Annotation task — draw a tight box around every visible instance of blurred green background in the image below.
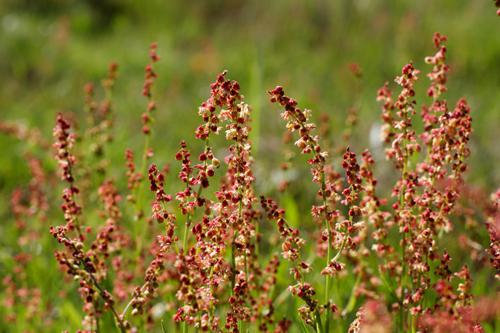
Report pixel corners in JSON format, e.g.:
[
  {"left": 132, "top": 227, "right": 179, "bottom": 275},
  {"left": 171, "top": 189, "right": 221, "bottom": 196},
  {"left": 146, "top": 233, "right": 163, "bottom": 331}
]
[
  {"left": 1, "top": 0, "right": 499, "bottom": 190},
  {"left": 0, "top": 1, "right": 498, "bottom": 332}
]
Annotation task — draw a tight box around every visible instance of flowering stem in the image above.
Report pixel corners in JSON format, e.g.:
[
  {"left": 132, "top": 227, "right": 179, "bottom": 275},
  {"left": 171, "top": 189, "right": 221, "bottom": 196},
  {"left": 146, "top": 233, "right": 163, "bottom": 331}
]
[
  {"left": 87, "top": 261, "right": 126, "bottom": 333},
  {"left": 399, "top": 145, "right": 409, "bottom": 331},
  {"left": 321, "top": 172, "right": 332, "bottom": 333}
]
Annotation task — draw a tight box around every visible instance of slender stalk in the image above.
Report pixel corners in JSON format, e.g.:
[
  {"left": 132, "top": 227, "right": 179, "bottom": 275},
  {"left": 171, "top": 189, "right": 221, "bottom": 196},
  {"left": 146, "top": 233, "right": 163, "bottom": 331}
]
[
  {"left": 183, "top": 213, "right": 192, "bottom": 251},
  {"left": 96, "top": 316, "right": 100, "bottom": 333},
  {"left": 399, "top": 144, "right": 409, "bottom": 332},
  {"left": 87, "top": 267, "right": 126, "bottom": 333},
  {"left": 324, "top": 211, "right": 332, "bottom": 332},
  {"left": 314, "top": 309, "right": 324, "bottom": 333},
  {"left": 133, "top": 131, "right": 151, "bottom": 259},
  {"left": 230, "top": 232, "right": 237, "bottom": 291}
]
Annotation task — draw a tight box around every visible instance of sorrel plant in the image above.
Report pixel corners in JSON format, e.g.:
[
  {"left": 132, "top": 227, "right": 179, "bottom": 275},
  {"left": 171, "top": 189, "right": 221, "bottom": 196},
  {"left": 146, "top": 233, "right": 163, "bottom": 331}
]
[{"left": 1, "top": 33, "right": 498, "bottom": 333}]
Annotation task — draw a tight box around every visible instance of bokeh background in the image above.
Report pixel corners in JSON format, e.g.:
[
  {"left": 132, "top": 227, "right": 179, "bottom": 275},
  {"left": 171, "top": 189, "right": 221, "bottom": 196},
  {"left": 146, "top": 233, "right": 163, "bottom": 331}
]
[
  {"left": 1, "top": 0, "right": 499, "bottom": 189},
  {"left": 0, "top": 1, "right": 499, "bottom": 332}
]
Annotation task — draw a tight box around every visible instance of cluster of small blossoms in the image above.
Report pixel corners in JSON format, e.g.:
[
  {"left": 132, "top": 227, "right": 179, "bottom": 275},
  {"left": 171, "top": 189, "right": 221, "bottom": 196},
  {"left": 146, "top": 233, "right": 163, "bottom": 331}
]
[
  {"left": 195, "top": 70, "right": 233, "bottom": 140},
  {"left": 170, "top": 72, "right": 273, "bottom": 332},
  {"left": 341, "top": 148, "right": 362, "bottom": 206},
  {"left": 2, "top": 274, "right": 43, "bottom": 325},
  {"left": 269, "top": 87, "right": 368, "bottom": 332},
  {"left": 125, "top": 149, "right": 142, "bottom": 200},
  {"left": 378, "top": 62, "right": 421, "bottom": 171},
  {"left": 2, "top": 158, "right": 49, "bottom": 326},
  {"left": 26, "top": 156, "right": 49, "bottom": 222},
  {"left": 88, "top": 181, "right": 126, "bottom": 282},
  {"left": 127, "top": 164, "right": 176, "bottom": 316},
  {"left": 425, "top": 33, "right": 449, "bottom": 99},
  {"left": 208, "top": 73, "right": 258, "bottom": 332},
  {"left": 142, "top": 42, "right": 159, "bottom": 135},
  {"left": 321, "top": 148, "right": 365, "bottom": 277},
  {"left": 50, "top": 114, "right": 127, "bottom": 332},
  {"left": 268, "top": 86, "right": 338, "bottom": 238},
  {"left": 10, "top": 156, "right": 49, "bottom": 233},
  {"left": 359, "top": 150, "right": 391, "bottom": 255},
  {"left": 418, "top": 308, "right": 484, "bottom": 333},
  {"left": 254, "top": 255, "right": 281, "bottom": 331},
  {"left": 260, "top": 196, "right": 322, "bottom": 325},
  {"left": 377, "top": 63, "right": 422, "bottom": 317},
  {"left": 52, "top": 114, "right": 82, "bottom": 236},
  {"left": 149, "top": 164, "right": 174, "bottom": 222},
  {"left": 347, "top": 300, "right": 392, "bottom": 333},
  {"left": 0, "top": 121, "right": 49, "bottom": 148},
  {"left": 374, "top": 33, "right": 476, "bottom": 330},
  {"left": 172, "top": 139, "right": 225, "bottom": 331},
  {"left": 175, "top": 141, "right": 203, "bottom": 217},
  {"left": 260, "top": 197, "right": 305, "bottom": 262},
  {"left": 82, "top": 62, "right": 118, "bottom": 176}
]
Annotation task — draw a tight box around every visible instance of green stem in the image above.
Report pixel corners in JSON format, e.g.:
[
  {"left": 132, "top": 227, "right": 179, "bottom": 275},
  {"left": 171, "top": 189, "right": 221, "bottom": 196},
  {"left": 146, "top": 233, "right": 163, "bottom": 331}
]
[
  {"left": 314, "top": 309, "right": 324, "bottom": 333},
  {"left": 318, "top": 171, "right": 332, "bottom": 333},
  {"left": 183, "top": 213, "right": 191, "bottom": 251},
  {"left": 133, "top": 133, "right": 151, "bottom": 259},
  {"left": 324, "top": 231, "right": 331, "bottom": 333},
  {"left": 230, "top": 232, "right": 237, "bottom": 291}
]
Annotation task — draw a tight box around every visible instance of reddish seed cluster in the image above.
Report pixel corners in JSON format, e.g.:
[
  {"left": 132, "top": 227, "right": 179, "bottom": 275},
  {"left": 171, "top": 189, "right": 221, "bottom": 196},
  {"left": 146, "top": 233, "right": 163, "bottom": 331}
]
[
  {"left": 50, "top": 114, "right": 128, "bottom": 332},
  {"left": 379, "top": 63, "right": 421, "bottom": 170},
  {"left": 142, "top": 42, "right": 159, "bottom": 134},
  {"left": 372, "top": 33, "right": 479, "bottom": 330},
  {"left": 103, "top": 62, "right": 119, "bottom": 92},
  {"left": 124, "top": 149, "right": 142, "bottom": 200},
  {"left": 269, "top": 86, "right": 325, "bottom": 162},
  {"left": 89, "top": 180, "right": 125, "bottom": 281},
  {"left": 3, "top": 160, "right": 48, "bottom": 326},
  {"left": 196, "top": 70, "right": 241, "bottom": 140},
  {"left": 261, "top": 197, "right": 305, "bottom": 262},
  {"left": 425, "top": 32, "right": 449, "bottom": 99},
  {"left": 342, "top": 148, "right": 362, "bottom": 206},
  {"left": 175, "top": 141, "right": 206, "bottom": 216},
  {"left": 127, "top": 165, "right": 176, "bottom": 318},
  {"left": 0, "top": 121, "right": 49, "bottom": 148},
  {"left": 268, "top": 86, "right": 339, "bottom": 232},
  {"left": 269, "top": 87, "right": 369, "bottom": 329},
  {"left": 149, "top": 164, "right": 173, "bottom": 222},
  {"left": 52, "top": 114, "right": 82, "bottom": 236}
]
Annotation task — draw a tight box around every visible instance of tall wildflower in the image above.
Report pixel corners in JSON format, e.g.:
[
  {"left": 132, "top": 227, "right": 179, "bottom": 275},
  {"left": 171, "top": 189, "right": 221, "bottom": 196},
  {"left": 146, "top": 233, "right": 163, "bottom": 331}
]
[
  {"left": 125, "top": 164, "right": 176, "bottom": 317},
  {"left": 171, "top": 71, "right": 278, "bottom": 332},
  {"left": 268, "top": 87, "right": 365, "bottom": 332},
  {"left": 126, "top": 42, "right": 160, "bottom": 217},
  {"left": 50, "top": 114, "right": 126, "bottom": 332},
  {"left": 376, "top": 33, "right": 474, "bottom": 331}
]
